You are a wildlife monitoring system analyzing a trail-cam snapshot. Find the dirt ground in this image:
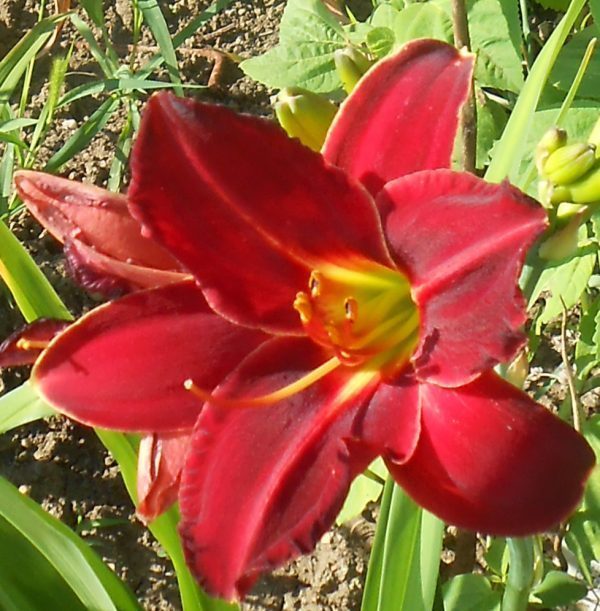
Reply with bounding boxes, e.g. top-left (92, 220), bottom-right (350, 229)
top-left (0, 1), bottom-right (376, 609)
